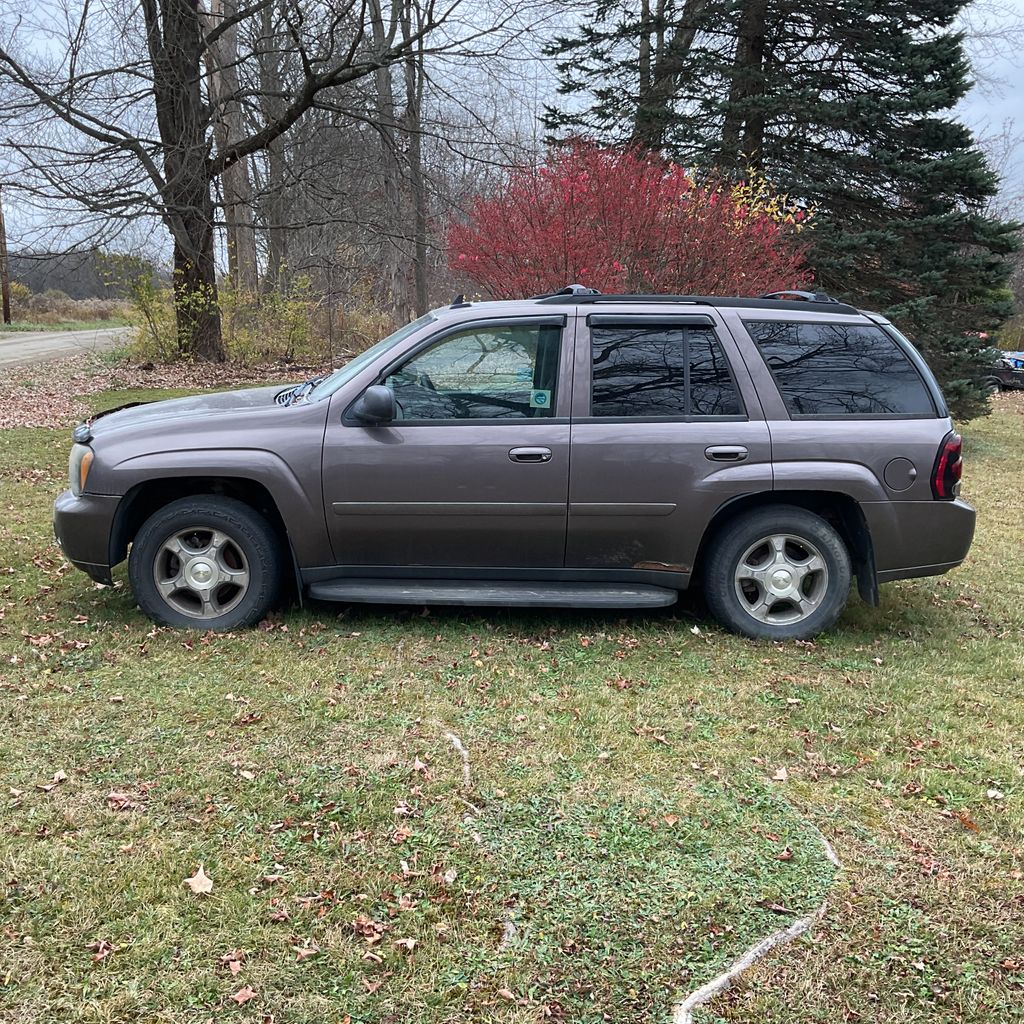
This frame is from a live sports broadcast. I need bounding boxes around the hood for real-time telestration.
[89,385,288,434]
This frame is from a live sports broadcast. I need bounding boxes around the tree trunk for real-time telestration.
[143,0,225,360]
[631,0,708,150]
[257,2,288,293]
[720,0,769,168]
[205,0,259,293]
[402,2,429,317]
[370,0,410,321]
[0,185,11,325]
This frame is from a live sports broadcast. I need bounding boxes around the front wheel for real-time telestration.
[128,496,284,630]
[703,506,852,640]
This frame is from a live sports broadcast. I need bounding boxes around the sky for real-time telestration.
[957,0,1024,211]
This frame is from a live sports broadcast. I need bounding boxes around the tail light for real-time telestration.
[931,431,963,500]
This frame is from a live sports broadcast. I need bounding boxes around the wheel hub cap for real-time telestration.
[152,526,251,620]
[733,533,829,626]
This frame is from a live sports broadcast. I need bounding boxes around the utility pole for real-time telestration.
[0,185,11,324]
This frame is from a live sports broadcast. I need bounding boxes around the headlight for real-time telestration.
[69,444,94,497]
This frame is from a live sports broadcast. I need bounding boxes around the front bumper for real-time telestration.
[53,489,121,584]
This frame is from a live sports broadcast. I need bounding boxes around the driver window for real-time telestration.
[385,323,561,421]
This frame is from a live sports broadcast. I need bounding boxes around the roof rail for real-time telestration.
[531,283,602,299]
[759,289,839,304]
[533,291,859,315]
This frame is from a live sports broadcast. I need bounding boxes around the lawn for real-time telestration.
[1,374,1022,1024]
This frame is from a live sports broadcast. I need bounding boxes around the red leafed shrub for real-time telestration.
[447,142,813,298]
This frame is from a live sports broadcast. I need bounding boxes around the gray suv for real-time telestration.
[53,287,975,639]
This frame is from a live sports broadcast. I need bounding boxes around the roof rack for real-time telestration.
[534,290,859,315]
[759,289,839,303]
[531,283,602,299]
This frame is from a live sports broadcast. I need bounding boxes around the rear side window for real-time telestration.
[746,321,935,417]
[591,324,742,417]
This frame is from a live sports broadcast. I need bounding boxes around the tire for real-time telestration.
[128,495,285,630]
[984,378,1003,395]
[703,505,852,640]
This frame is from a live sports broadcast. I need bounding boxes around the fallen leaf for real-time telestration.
[953,809,979,832]
[662,814,679,827]
[497,987,517,1001]
[362,977,383,993]
[775,846,794,861]
[393,937,416,952]
[772,767,789,782]
[987,788,1005,801]
[88,938,116,962]
[183,865,214,896]
[230,985,255,1005]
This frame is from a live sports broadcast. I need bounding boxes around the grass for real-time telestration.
[0,319,131,334]
[1,382,1023,1024]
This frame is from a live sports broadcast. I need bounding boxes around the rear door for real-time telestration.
[565,311,772,577]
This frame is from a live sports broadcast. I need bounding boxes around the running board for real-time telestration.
[307,579,679,609]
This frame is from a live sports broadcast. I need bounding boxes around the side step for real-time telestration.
[307,578,679,609]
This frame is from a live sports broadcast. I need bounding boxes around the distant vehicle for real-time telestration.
[54,286,974,640]
[983,352,1024,392]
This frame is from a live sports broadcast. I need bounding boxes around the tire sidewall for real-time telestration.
[129,497,283,630]
[704,507,851,640]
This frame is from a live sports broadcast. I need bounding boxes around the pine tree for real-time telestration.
[544,0,1020,419]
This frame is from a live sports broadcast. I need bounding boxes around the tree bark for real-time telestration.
[370,0,410,321]
[720,0,769,168]
[0,185,11,325]
[205,0,259,293]
[631,0,708,150]
[143,0,224,360]
[402,1,429,317]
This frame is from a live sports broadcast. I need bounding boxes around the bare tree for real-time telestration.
[0,0,534,359]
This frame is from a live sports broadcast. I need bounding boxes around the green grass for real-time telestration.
[1,390,1022,1024]
[0,319,130,334]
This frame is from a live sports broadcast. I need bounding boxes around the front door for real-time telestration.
[322,316,572,570]
[565,313,772,577]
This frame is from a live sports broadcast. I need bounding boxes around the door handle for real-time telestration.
[705,445,748,463]
[508,446,552,464]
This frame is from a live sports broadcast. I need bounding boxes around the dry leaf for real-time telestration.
[183,864,214,896]
[230,985,255,1005]
[775,846,794,861]
[393,937,416,952]
[772,767,789,782]
[88,939,116,962]
[662,813,679,827]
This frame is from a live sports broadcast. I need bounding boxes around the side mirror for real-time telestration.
[351,384,396,424]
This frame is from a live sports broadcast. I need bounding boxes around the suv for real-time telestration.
[53,287,975,640]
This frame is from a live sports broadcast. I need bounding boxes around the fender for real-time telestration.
[108,448,328,567]
[772,460,888,502]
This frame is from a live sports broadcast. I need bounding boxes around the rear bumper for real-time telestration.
[53,489,121,584]
[863,497,976,581]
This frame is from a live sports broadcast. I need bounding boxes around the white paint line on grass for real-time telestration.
[672,827,843,1024]
[445,731,473,789]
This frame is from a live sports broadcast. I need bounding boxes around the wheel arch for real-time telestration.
[693,490,879,606]
[110,477,302,604]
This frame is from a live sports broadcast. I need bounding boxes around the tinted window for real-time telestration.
[746,321,935,416]
[591,325,741,417]
[386,323,561,420]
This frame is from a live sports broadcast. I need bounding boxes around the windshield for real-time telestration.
[307,314,437,401]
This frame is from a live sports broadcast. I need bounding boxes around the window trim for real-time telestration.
[742,318,939,420]
[584,321,748,422]
[342,315,568,427]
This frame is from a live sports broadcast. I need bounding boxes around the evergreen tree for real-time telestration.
[545,0,1020,419]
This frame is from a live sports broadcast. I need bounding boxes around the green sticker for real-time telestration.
[530,389,552,409]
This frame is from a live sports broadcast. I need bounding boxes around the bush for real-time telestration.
[448,141,813,298]
[125,274,395,367]
[7,283,128,325]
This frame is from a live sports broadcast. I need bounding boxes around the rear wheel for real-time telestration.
[703,506,851,640]
[128,496,284,630]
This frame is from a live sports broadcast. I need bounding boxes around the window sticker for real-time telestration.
[530,389,552,410]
